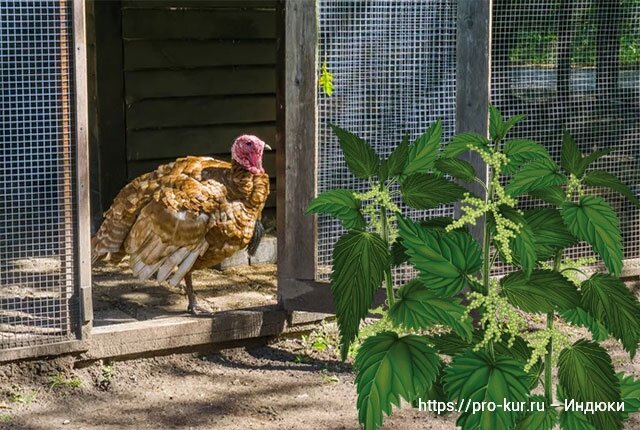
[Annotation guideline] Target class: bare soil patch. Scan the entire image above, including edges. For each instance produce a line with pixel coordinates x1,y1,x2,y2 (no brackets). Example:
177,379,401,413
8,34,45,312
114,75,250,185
0,317,639,430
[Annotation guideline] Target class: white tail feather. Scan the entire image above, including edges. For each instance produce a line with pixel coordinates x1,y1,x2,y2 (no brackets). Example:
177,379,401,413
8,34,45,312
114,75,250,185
156,247,190,283
168,241,209,287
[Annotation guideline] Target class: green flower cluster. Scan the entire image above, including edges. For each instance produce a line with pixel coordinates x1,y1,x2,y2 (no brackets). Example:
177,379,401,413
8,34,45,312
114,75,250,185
354,184,400,242
541,256,597,286
446,147,520,263
566,173,583,199
465,280,527,350
523,325,570,372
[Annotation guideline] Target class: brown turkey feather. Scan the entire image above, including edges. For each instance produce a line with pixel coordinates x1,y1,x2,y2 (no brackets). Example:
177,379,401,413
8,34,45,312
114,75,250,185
92,156,270,287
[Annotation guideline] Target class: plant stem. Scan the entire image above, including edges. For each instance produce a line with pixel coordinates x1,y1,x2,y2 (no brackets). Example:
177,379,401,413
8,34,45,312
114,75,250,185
384,268,395,308
482,171,494,295
544,312,553,404
545,249,563,404
379,194,395,307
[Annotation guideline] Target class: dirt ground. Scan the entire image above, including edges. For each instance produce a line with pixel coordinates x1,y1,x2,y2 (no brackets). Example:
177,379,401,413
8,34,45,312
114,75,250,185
92,260,278,325
0,335,434,430
1,264,639,429
0,317,639,430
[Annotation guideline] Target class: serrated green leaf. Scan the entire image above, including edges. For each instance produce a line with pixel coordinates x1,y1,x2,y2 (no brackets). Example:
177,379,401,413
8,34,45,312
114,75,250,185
397,216,482,296
444,350,530,430
506,158,566,197
420,216,457,229
387,134,410,177
558,340,622,430
561,307,610,342
500,270,581,313
413,365,449,412
403,120,442,175
331,231,389,360
562,196,622,276
390,240,408,267
501,114,527,140
557,385,598,430
331,125,380,179
426,331,482,356
503,139,552,174
618,372,640,418
426,332,541,389
443,132,490,158
390,218,457,267
489,105,505,141
580,273,640,357
516,395,558,430
493,335,543,390
400,173,467,209
355,332,440,430
561,130,583,177
388,279,473,340
577,148,612,177
560,408,597,430
434,157,477,182
489,106,526,141
583,170,640,208
497,206,537,276
529,185,567,206
305,189,365,230
523,208,577,261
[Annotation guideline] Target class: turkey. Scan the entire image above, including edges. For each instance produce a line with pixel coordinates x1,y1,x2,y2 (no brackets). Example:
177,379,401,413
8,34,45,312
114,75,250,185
91,135,271,314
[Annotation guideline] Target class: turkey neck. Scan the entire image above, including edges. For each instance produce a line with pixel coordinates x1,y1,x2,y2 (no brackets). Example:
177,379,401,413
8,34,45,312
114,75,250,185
226,160,270,209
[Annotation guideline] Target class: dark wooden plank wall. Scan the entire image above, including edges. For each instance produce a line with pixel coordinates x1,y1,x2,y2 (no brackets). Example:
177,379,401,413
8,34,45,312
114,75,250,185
121,0,278,209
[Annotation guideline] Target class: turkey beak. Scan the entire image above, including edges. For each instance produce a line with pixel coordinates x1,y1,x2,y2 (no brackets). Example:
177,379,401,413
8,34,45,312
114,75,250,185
264,144,273,151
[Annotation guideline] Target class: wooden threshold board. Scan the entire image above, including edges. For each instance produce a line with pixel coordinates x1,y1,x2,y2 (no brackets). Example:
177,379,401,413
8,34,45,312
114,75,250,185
81,307,328,361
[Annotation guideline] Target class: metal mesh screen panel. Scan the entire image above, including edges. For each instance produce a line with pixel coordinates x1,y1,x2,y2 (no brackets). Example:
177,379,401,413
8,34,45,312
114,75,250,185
0,0,78,349
491,0,640,275
316,0,457,282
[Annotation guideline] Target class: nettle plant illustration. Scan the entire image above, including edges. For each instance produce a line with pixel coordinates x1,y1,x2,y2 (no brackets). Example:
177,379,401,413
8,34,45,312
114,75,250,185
306,107,640,430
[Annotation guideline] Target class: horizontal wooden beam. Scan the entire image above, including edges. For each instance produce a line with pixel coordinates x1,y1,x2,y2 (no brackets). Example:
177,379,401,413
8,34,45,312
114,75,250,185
0,308,331,363
122,0,278,9
124,40,277,71
125,66,275,102
123,9,276,40
0,340,87,363
126,95,276,129
83,306,287,360
126,123,276,161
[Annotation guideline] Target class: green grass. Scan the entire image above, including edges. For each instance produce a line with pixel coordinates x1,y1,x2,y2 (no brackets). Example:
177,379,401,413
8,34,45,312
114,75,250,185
8,390,37,405
320,369,340,384
48,373,82,390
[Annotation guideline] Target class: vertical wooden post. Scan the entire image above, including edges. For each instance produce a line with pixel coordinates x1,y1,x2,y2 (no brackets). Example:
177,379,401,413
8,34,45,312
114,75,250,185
455,0,492,241
58,0,75,335
277,0,323,310
74,0,93,338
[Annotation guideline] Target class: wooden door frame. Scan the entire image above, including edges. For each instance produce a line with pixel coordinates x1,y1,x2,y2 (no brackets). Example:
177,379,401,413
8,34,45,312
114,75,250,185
276,0,494,314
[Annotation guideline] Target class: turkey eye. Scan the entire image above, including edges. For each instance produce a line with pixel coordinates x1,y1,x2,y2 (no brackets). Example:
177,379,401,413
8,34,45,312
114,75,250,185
246,141,253,146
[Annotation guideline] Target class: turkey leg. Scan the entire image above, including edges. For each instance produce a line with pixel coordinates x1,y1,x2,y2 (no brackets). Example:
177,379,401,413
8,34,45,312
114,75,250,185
184,272,215,315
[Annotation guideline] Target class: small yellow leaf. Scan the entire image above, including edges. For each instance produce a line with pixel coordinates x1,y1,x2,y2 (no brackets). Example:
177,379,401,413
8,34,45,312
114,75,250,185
319,63,335,96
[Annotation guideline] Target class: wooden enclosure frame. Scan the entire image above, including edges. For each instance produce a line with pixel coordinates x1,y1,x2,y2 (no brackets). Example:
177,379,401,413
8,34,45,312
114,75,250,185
0,0,92,362
277,0,332,313
276,0,495,313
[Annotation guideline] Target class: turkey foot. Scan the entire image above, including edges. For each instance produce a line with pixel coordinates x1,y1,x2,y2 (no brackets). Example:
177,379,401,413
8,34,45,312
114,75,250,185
184,273,216,315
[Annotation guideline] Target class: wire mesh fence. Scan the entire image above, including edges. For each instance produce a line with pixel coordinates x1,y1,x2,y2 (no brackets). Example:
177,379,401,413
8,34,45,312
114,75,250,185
491,0,640,275
0,0,78,349
316,0,458,283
